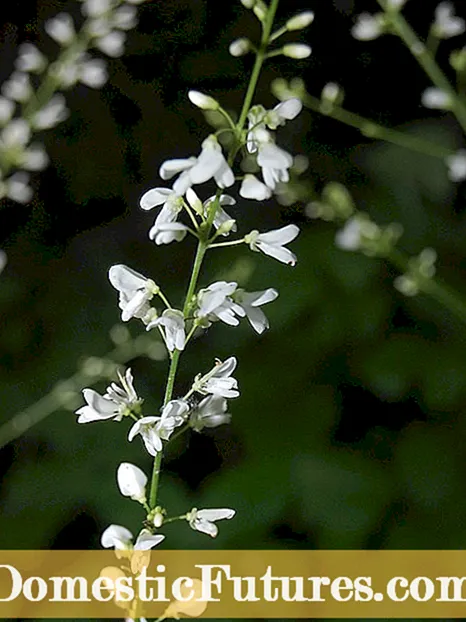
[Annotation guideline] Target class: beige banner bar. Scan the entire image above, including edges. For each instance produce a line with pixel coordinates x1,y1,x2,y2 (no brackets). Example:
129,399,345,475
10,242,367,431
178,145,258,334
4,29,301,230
3,550,466,617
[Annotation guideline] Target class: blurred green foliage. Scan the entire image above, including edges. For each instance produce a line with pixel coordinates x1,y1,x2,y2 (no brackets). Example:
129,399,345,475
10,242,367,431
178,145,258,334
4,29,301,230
1,0,466,591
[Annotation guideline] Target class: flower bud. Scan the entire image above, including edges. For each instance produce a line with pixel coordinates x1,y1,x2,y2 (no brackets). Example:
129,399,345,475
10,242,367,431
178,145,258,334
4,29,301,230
253,1,267,21
153,511,164,528
188,90,219,111
240,0,255,7
321,82,343,106
229,38,251,57
186,188,204,215
117,462,147,503
286,11,315,31
282,43,312,59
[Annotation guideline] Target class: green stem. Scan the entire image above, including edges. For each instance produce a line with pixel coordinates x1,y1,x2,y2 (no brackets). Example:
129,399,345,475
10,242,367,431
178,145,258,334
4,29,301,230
379,1,466,134
148,241,207,509
237,0,280,129
147,0,281,511
388,248,466,325
303,93,452,158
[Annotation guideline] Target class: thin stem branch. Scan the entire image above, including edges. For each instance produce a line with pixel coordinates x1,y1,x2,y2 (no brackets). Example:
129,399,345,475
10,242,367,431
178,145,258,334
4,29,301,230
302,93,452,158
378,0,466,134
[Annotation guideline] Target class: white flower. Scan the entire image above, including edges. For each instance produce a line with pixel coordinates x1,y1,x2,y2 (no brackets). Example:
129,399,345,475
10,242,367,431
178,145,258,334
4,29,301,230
0,97,15,124
194,357,240,399
128,416,162,455
79,57,108,88
446,149,466,182
140,187,185,245
95,31,126,57
128,400,188,455
45,13,76,46
257,138,294,190
421,87,451,109
159,135,234,195
101,525,164,550
113,5,138,30
21,144,49,171
76,368,140,423
108,264,157,322
240,174,272,200
282,43,312,59
1,72,32,103
189,395,231,432
351,13,384,41
1,119,30,149
265,98,302,130
4,172,33,204
117,462,147,503
186,508,235,538
196,281,245,326
433,2,465,38
232,288,279,334
245,224,299,266
335,217,363,251
147,309,186,351
15,43,47,73
31,94,68,130
81,0,112,18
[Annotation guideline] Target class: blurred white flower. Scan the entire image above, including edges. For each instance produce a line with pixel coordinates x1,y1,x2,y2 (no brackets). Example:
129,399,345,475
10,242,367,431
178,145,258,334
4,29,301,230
95,31,126,57
0,97,15,124
5,172,33,204
15,43,47,74
433,2,465,38
45,13,76,46
31,94,68,130
257,139,294,190
187,508,235,537
352,13,384,41
446,149,466,182
245,224,299,266
229,37,251,57
335,217,363,251
421,87,451,109
1,72,32,103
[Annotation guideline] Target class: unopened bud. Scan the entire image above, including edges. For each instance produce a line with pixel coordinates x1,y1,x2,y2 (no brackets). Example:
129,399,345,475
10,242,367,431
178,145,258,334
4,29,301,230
282,43,312,59
321,82,343,106
286,11,315,31
240,0,255,7
253,1,267,21
188,90,219,111
450,48,466,73
153,511,164,528
229,38,251,57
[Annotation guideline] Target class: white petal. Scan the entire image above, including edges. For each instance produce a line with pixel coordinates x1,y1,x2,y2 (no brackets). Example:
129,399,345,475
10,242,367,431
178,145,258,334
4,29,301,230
96,31,126,57
258,242,297,266
101,524,133,549
159,158,195,180
240,174,272,201
117,462,147,500
258,224,300,246
197,508,235,521
134,531,165,550
140,187,172,210
108,264,148,293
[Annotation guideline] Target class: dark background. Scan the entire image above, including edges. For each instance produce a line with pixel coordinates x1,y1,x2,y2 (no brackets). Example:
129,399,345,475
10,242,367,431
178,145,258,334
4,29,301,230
2,0,466,575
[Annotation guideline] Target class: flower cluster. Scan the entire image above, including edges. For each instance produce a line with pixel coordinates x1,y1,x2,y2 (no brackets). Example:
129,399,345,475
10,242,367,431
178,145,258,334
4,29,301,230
72,0,306,562
0,0,147,203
